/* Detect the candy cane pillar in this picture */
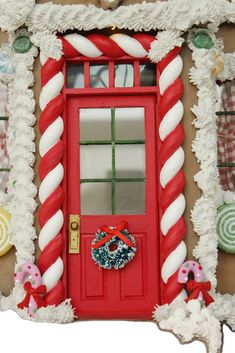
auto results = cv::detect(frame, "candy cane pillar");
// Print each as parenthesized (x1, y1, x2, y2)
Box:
(158, 47, 187, 303)
(38, 55, 65, 305)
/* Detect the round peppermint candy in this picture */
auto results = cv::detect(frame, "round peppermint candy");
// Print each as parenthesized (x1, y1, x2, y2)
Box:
(0, 207, 12, 256)
(217, 203, 235, 254)
(12, 36, 32, 54)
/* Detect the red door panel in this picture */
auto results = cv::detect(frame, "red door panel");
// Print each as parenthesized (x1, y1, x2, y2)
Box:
(67, 94, 160, 320)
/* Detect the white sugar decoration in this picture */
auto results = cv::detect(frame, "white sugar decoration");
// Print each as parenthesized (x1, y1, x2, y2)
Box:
(0, 0, 35, 32)
(148, 31, 184, 63)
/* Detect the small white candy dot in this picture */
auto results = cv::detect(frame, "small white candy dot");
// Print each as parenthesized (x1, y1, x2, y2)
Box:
(28, 276, 32, 280)
(197, 274, 200, 277)
(184, 277, 188, 281)
(29, 303, 32, 307)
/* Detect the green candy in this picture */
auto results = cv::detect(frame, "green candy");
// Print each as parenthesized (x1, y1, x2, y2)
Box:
(192, 31, 214, 49)
(12, 36, 33, 54)
(217, 203, 235, 254)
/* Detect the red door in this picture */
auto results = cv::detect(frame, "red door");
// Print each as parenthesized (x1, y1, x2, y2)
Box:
(67, 94, 160, 319)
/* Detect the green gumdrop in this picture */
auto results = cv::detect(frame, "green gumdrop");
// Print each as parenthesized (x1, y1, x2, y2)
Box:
(185, 263, 189, 268)
(12, 36, 33, 54)
(193, 31, 214, 49)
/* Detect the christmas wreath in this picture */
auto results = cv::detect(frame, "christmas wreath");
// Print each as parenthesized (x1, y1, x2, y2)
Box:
(91, 221, 137, 270)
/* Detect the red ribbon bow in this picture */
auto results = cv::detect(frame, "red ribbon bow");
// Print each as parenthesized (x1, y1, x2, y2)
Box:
(92, 221, 134, 249)
(185, 280, 214, 307)
(17, 282, 46, 310)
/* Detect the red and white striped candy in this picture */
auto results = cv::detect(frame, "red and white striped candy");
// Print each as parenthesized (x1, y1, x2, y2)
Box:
(158, 47, 187, 304)
(38, 33, 155, 305)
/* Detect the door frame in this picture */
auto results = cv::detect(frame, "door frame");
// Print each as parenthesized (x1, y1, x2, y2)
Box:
(38, 33, 186, 309)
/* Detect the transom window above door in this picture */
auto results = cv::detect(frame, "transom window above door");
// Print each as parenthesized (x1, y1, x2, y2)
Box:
(79, 107, 146, 215)
(66, 61, 156, 89)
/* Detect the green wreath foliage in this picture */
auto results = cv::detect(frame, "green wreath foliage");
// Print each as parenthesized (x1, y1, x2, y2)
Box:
(91, 229, 137, 270)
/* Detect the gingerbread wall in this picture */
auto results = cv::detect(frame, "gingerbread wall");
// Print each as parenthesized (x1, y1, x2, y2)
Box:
(0, 0, 234, 298)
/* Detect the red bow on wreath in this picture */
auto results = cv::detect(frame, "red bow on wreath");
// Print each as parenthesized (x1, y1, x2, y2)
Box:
(185, 280, 214, 307)
(17, 281, 46, 310)
(92, 220, 134, 249)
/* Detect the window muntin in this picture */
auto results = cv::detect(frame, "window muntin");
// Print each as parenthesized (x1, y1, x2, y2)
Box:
(66, 60, 157, 89)
(79, 107, 146, 215)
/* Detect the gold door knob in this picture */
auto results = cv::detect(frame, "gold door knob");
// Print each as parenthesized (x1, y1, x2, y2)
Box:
(71, 221, 78, 231)
(69, 215, 80, 254)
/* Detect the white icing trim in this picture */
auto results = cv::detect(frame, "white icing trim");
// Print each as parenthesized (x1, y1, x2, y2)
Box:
(25, 1, 235, 35)
(0, 0, 35, 32)
(148, 31, 184, 63)
(0, 31, 74, 324)
(154, 26, 235, 353)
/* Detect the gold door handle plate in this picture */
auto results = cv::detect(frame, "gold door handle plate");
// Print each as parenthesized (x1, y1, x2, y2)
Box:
(69, 215, 80, 254)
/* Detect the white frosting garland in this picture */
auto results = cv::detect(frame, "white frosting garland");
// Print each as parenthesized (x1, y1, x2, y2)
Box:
(0, 30, 38, 265)
(0, 0, 35, 32)
(25, 1, 235, 34)
(148, 31, 184, 63)
(154, 300, 222, 353)
(154, 28, 235, 353)
(31, 32, 63, 61)
(0, 31, 74, 323)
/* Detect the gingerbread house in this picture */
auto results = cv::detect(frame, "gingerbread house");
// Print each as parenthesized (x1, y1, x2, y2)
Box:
(0, 1, 235, 352)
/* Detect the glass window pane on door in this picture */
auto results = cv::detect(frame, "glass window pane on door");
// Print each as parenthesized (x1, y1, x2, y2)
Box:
(90, 64, 109, 88)
(80, 108, 111, 141)
(115, 107, 145, 140)
(115, 145, 145, 178)
(79, 107, 146, 215)
(115, 64, 134, 87)
(67, 63, 84, 88)
(80, 145, 112, 179)
(140, 63, 156, 86)
(115, 182, 145, 214)
(81, 182, 112, 214)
